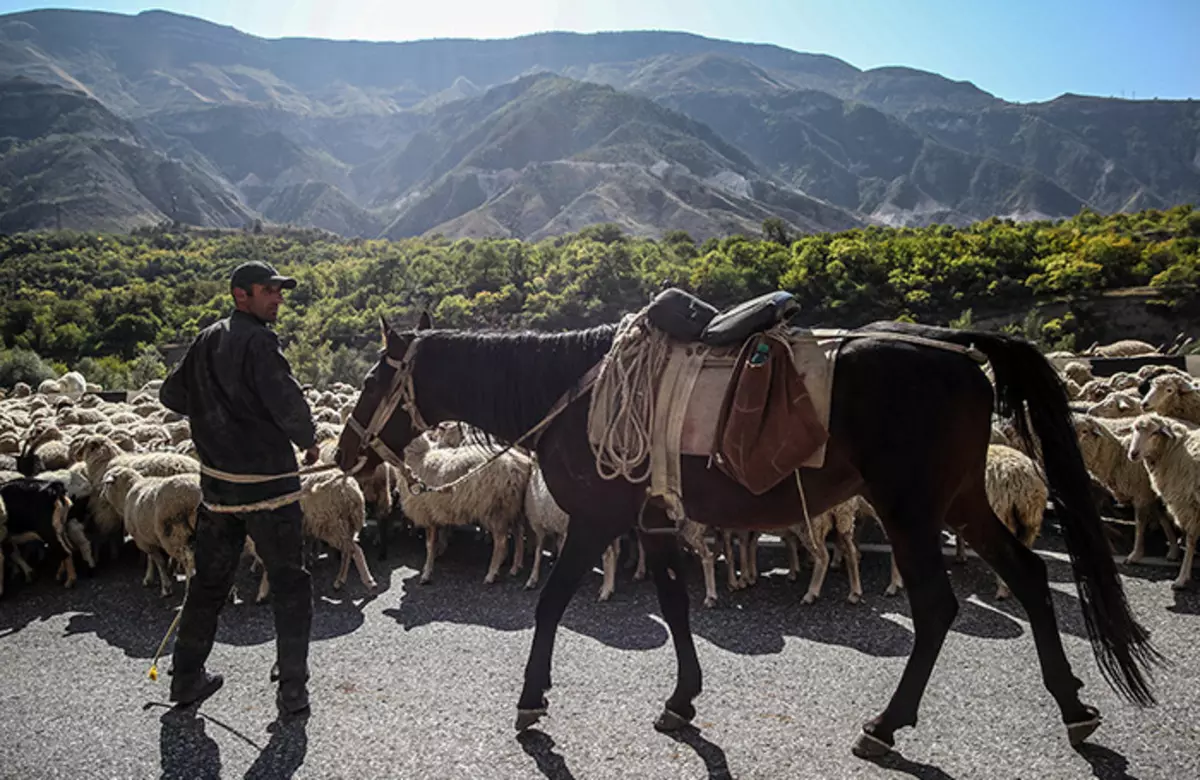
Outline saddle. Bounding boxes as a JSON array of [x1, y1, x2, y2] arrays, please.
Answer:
[[608, 288, 840, 516]]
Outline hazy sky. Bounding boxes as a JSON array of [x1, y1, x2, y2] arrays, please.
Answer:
[[1, 1, 1196, 103]]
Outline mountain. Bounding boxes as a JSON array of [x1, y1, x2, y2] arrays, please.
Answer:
[[0, 77, 254, 232], [0, 8, 1196, 237]]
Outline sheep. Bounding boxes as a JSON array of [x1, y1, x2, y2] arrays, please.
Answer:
[[250, 471, 378, 602], [1087, 390, 1142, 419], [1062, 361, 1093, 386], [990, 424, 1013, 447], [100, 467, 201, 597], [523, 460, 623, 601], [77, 434, 199, 560], [12, 382, 31, 398], [37, 462, 97, 573], [37, 379, 63, 396], [58, 371, 87, 401], [0, 479, 76, 589], [1128, 413, 1200, 590], [400, 430, 532, 585], [784, 495, 875, 604], [314, 408, 342, 425], [164, 420, 191, 446], [1078, 377, 1116, 403], [1073, 413, 1180, 564], [1082, 339, 1159, 358], [85, 383, 102, 395], [980, 445, 1048, 599], [60, 407, 107, 426], [1141, 374, 1200, 425]]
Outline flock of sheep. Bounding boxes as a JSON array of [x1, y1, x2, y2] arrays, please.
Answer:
[[0, 335, 1196, 619]]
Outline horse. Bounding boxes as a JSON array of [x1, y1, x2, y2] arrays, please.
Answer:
[[335, 309, 1161, 761]]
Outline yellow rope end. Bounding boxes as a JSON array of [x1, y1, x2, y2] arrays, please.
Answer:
[[148, 665, 158, 681]]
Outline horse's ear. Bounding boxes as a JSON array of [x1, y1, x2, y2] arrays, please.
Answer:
[[417, 309, 433, 331], [379, 314, 390, 346]]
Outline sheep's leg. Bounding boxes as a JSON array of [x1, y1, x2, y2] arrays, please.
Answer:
[[420, 527, 437, 585], [142, 554, 156, 587], [525, 531, 547, 590], [784, 531, 800, 582], [954, 532, 967, 563], [722, 532, 741, 591], [836, 528, 864, 604], [681, 522, 717, 608], [802, 534, 830, 605], [885, 553, 904, 597], [484, 527, 508, 585], [1125, 504, 1151, 564], [150, 549, 173, 597], [256, 568, 271, 603], [738, 532, 756, 586], [1172, 528, 1198, 591], [509, 521, 525, 577], [1155, 505, 1181, 562], [333, 543, 352, 590], [598, 539, 619, 602], [633, 536, 646, 581], [830, 542, 844, 570], [348, 541, 377, 592], [8, 540, 35, 583], [66, 521, 95, 570], [60, 554, 77, 588]]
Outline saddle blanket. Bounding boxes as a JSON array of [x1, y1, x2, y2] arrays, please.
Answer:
[[676, 329, 843, 469]]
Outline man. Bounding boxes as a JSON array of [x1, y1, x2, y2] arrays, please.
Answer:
[[159, 259, 320, 716]]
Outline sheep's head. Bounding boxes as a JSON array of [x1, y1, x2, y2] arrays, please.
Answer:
[[1087, 393, 1139, 419], [1063, 361, 1093, 385], [1128, 413, 1187, 464], [99, 466, 140, 512], [1141, 373, 1195, 413]]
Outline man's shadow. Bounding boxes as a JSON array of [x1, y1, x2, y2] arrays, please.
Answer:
[[158, 707, 309, 780]]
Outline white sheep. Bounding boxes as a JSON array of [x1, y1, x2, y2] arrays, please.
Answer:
[[522, 461, 623, 602], [250, 471, 378, 602], [1083, 339, 1159, 358], [1141, 374, 1200, 425], [58, 371, 87, 401], [981, 444, 1048, 599], [400, 430, 532, 585], [784, 495, 876, 604], [1087, 390, 1142, 419], [1128, 413, 1200, 589], [1062, 361, 1093, 386], [12, 382, 31, 398], [1074, 413, 1180, 564], [37, 379, 63, 396], [100, 467, 201, 597]]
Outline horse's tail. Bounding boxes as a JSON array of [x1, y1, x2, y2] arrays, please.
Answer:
[[950, 329, 1163, 707]]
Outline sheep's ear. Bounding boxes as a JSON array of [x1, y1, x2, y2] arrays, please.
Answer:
[[1170, 422, 1189, 439], [1117, 398, 1131, 411], [1181, 383, 1196, 395], [416, 309, 433, 331]]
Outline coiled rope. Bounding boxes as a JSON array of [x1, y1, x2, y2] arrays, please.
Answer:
[[585, 310, 672, 483]]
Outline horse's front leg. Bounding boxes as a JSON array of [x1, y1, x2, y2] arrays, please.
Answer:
[[516, 514, 616, 730], [640, 521, 703, 732]]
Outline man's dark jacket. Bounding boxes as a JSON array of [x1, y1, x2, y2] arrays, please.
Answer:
[[160, 310, 316, 506]]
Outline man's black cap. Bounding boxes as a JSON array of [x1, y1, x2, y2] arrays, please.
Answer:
[[230, 260, 296, 292]]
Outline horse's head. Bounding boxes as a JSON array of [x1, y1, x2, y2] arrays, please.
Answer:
[[335, 310, 434, 474]]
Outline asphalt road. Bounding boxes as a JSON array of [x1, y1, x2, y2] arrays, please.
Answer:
[[0, 526, 1197, 780]]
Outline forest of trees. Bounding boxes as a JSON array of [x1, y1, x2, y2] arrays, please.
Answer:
[[0, 205, 1197, 390]]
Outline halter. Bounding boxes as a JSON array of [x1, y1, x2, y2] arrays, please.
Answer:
[[343, 333, 604, 496]]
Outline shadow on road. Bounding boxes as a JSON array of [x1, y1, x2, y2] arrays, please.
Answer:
[[1075, 742, 1141, 780], [159, 709, 223, 780], [517, 729, 576, 780], [661, 724, 734, 780], [863, 751, 958, 780], [244, 715, 310, 780]]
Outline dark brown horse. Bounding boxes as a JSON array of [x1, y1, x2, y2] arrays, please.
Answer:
[[335, 311, 1161, 760]]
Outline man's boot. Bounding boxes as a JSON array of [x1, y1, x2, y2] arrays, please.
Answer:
[[169, 669, 224, 707]]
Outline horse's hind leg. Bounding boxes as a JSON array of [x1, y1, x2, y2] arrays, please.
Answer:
[[516, 514, 616, 730], [953, 483, 1099, 745], [640, 518, 703, 732], [855, 503, 958, 758]]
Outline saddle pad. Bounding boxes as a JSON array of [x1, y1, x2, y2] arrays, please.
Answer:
[[679, 333, 841, 469]]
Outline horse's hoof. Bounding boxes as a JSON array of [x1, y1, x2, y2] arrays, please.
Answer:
[[515, 708, 547, 731], [654, 708, 691, 733], [1066, 708, 1101, 747], [851, 728, 894, 759]]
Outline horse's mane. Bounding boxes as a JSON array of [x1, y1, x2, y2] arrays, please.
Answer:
[[412, 324, 619, 445]]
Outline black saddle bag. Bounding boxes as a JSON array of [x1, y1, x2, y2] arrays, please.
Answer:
[[645, 287, 719, 342], [701, 291, 799, 347]]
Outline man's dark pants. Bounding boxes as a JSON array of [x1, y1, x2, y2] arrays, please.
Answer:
[[170, 502, 312, 701]]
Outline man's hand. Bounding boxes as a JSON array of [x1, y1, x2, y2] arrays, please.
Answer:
[[303, 444, 321, 466]]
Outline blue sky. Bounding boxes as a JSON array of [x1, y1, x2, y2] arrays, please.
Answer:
[[1, 1, 1196, 103]]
